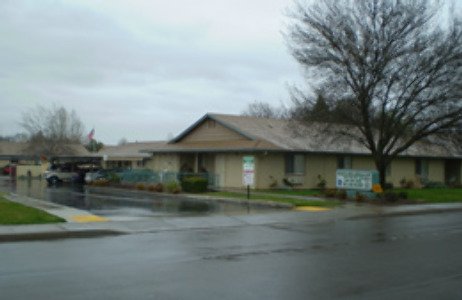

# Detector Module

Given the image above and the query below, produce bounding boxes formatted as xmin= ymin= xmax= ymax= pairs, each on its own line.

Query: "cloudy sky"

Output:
xmin=0 ymin=0 xmax=302 ymax=144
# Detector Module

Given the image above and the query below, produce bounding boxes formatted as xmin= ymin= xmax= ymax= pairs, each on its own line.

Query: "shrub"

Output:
xmin=405 ymin=180 xmax=415 ymax=189
xmin=166 ymin=181 xmax=181 ymax=194
xmin=381 ymin=191 xmax=408 ymax=202
xmin=355 ymin=192 xmax=367 ymax=202
xmin=107 ymin=173 xmax=121 ymax=184
xmin=323 ymin=188 xmax=337 ymax=197
xmin=148 ymin=183 xmax=163 ymax=192
xmin=268 ymin=176 xmax=278 ymax=188
xmin=399 ymin=178 xmax=415 ymax=189
xmin=181 ymin=176 xmax=208 ymax=193
xmin=154 ymin=183 xmax=164 ymax=192
xmin=424 ymin=181 xmax=446 ymax=189
xmin=383 ymin=192 xmax=399 ymax=203
xmin=93 ymin=179 xmax=109 ymax=186
xmin=119 ymin=182 xmax=134 ymax=189
xmin=316 ymin=174 xmax=327 ymax=189
xmin=399 ymin=178 xmax=407 ymax=188
xmin=336 ymin=189 xmax=347 ymax=200
xmin=383 ymin=182 xmax=394 ymax=190
xmin=135 ymin=183 xmax=146 ymax=190
xmin=398 ymin=191 xmax=408 ymax=200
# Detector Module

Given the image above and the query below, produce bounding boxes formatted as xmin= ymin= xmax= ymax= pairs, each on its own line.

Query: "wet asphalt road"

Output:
xmin=1 ymin=211 xmax=462 ymax=299
xmin=0 ymin=179 xmax=281 ymax=219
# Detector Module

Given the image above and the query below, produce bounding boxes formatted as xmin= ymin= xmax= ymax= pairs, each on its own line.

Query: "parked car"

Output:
xmin=2 ymin=164 xmax=12 ymax=175
xmin=45 ymin=164 xmax=79 ymax=185
xmin=84 ymin=169 xmax=108 ymax=184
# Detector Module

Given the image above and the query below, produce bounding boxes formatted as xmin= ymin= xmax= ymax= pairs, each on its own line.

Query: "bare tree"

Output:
xmin=118 ymin=137 xmax=128 ymax=146
xmin=287 ymin=0 xmax=462 ymax=186
xmin=20 ymin=105 xmax=84 ymax=156
xmin=242 ymin=101 xmax=287 ymax=119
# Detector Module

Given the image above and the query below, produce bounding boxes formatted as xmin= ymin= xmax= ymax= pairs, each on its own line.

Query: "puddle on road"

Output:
xmin=0 ymin=178 xmax=280 ymax=218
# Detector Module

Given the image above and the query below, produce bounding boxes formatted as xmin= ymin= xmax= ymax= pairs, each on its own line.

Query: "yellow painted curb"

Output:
xmin=72 ymin=215 xmax=108 ymax=223
xmin=295 ymin=206 xmax=331 ymax=212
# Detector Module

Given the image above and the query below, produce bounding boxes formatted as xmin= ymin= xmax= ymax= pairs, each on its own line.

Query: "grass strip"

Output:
xmin=255 ymin=189 xmax=321 ymax=196
xmin=0 ymin=195 xmax=65 ymax=225
xmin=394 ymin=188 xmax=462 ymax=203
xmin=206 ymin=191 xmax=340 ymax=207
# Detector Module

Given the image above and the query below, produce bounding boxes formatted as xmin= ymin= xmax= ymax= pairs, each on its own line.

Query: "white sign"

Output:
xmin=242 ymin=156 xmax=255 ymax=186
xmin=336 ymin=169 xmax=373 ymax=191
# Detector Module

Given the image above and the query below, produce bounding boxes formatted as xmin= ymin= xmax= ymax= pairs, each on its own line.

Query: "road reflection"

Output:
xmin=0 ymin=178 xmax=279 ymax=218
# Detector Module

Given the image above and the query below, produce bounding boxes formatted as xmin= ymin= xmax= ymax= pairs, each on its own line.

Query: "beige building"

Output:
xmin=133 ymin=114 xmax=462 ymax=189
xmin=98 ymin=142 xmax=155 ymax=170
xmin=0 ymin=141 xmax=100 ymax=178
xmin=7 ymin=113 xmax=459 ymax=189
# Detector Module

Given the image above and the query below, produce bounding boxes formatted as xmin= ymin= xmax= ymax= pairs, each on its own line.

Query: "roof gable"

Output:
xmin=170 ymin=114 xmax=256 ymax=143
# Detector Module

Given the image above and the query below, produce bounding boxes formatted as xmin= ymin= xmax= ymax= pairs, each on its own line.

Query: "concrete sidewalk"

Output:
xmin=2 ymin=193 xmax=462 ymax=242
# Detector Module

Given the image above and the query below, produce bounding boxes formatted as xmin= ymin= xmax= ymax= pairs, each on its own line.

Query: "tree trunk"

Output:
xmin=375 ymin=159 xmax=388 ymax=189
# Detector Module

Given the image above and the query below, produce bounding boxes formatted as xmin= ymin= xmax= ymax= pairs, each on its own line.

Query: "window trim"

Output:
xmin=285 ymin=153 xmax=305 ymax=175
xmin=337 ymin=155 xmax=352 ymax=169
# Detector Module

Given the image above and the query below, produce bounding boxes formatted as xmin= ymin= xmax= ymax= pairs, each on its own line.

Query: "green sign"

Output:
xmin=242 ymin=156 xmax=255 ymax=186
xmin=336 ymin=169 xmax=379 ymax=191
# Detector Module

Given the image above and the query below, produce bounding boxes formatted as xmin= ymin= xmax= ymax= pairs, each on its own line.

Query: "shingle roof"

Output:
xmin=0 ymin=141 xmax=27 ymax=155
xmin=142 ymin=113 xmax=461 ymax=158
xmin=100 ymin=141 xmax=162 ymax=159
xmin=0 ymin=141 xmax=94 ymax=158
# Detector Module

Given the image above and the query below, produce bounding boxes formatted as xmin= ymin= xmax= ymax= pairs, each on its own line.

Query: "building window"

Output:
xmin=337 ymin=156 xmax=352 ymax=169
xmin=415 ymin=159 xmax=429 ymax=179
xmin=285 ymin=154 xmax=305 ymax=174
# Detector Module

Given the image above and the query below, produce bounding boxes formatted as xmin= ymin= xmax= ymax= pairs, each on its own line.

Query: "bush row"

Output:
xmin=89 ymin=175 xmax=208 ymax=194
xmin=322 ymin=188 xmax=408 ymax=203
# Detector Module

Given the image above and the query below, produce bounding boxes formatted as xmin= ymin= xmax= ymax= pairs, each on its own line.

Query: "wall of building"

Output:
xmin=255 ymin=153 xmax=285 ymax=189
xmin=143 ymin=151 xmax=454 ymax=189
xmin=352 ymin=156 xmax=375 ymax=170
xmin=386 ymin=158 xmax=447 ymax=187
xmin=145 ymin=154 xmax=180 ymax=172
xmin=16 ymin=164 xmax=47 ymax=178
xmin=304 ymin=154 xmax=338 ymax=189
xmin=0 ymin=160 xmax=9 ymax=167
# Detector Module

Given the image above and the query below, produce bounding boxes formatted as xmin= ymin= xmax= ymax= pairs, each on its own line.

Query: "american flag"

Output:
xmin=87 ymin=128 xmax=95 ymax=141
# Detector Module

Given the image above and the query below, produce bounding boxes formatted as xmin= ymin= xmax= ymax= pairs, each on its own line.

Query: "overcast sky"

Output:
xmin=0 ymin=0 xmax=303 ymax=144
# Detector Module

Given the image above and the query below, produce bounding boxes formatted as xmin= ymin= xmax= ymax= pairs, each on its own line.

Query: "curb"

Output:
xmin=348 ymin=205 xmax=462 ymax=220
xmin=0 ymin=229 xmax=124 ymax=243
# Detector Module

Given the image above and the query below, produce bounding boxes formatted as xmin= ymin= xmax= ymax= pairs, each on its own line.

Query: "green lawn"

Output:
xmin=0 ymin=195 xmax=65 ymax=225
xmin=256 ymin=189 xmax=322 ymax=196
xmin=395 ymin=188 xmax=462 ymax=203
xmin=206 ymin=191 xmax=340 ymax=207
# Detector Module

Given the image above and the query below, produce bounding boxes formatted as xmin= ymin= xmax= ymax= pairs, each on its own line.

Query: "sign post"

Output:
xmin=243 ymin=156 xmax=255 ymax=200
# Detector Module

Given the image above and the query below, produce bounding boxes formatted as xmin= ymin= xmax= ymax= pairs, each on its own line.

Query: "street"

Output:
xmin=1 ymin=211 xmax=462 ymax=299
